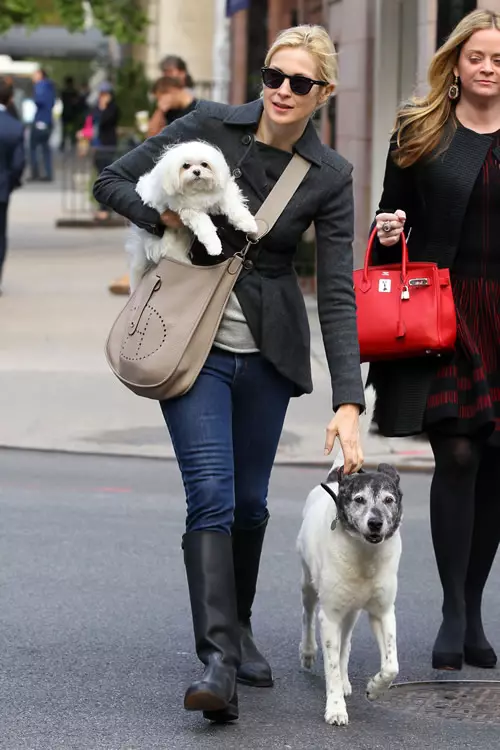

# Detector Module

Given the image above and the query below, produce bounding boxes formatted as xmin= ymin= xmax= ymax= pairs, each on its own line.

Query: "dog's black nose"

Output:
xmin=192 ymin=169 xmax=201 ymax=177
xmin=367 ymin=518 xmax=383 ymax=532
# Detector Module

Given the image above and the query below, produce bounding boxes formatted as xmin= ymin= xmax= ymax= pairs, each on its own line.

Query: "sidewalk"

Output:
xmin=0 ymin=178 xmax=434 ymax=471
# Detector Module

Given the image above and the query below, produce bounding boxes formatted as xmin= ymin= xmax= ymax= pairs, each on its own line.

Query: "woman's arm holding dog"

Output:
xmin=93 ymin=109 xmax=201 ymax=235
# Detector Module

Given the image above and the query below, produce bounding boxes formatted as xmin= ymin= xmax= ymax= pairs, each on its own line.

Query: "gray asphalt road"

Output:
xmin=1 ymin=450 xmax=499 ymax=750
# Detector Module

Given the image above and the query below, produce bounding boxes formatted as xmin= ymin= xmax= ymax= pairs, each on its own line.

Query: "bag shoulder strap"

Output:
xmin=253 ymin=152 xmax=311 ymax=240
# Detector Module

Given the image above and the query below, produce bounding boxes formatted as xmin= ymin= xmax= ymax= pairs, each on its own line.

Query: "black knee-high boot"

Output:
xmin=429 ymin=435 xmax=481 ymax=670
xmin=232 ymin=517 xmax=273 ymax=687
xmin=464 ymin=446 xmax=500 ymax=668
xmin=183 ymin=531 xmax=240 ymax=722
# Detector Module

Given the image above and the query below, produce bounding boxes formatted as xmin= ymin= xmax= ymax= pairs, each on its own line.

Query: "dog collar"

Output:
xmin=320 ymin=482 xmax=338 ymax=531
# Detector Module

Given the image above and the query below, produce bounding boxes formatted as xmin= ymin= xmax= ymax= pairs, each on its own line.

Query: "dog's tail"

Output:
xmin=327 ymin=384 xmax=376 ymax=476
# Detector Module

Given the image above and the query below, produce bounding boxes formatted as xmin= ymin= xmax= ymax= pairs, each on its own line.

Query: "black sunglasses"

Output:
xmin=261 ymin=67 xmax=328 ymax=96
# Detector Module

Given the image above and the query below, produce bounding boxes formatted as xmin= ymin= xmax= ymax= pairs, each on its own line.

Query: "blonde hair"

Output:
xmin=394 ymin=9 xmax=500 ymax=167
xmin=265 ymin=25 xmax=338 ymax=86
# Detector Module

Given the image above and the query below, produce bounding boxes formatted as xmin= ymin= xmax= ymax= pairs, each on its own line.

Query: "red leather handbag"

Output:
xmin=354 ymin=228 xmax=457 ymax=363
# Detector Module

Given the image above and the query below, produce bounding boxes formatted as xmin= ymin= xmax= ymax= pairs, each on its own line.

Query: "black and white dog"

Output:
xmin=296 ymin=387 xmax=403 ymax=726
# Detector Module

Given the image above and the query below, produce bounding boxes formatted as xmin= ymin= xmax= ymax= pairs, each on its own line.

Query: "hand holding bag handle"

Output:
xmin=360 ymin=227 xmax=408 ymax=291
xmin=105 ymin=152 xmax=311 ymax=400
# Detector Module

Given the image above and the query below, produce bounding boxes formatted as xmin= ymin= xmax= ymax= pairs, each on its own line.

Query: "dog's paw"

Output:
xmin=300 ymin=650 xmax=317 ymax=670
xmin=325 ymin=701 xmax=349 ymax=726
xmin=237 ymin=215 xmax=259 ymax=236
xmin=342 ymin=678 xmax=352 ymax=697
xmin=366 ymin=676 xmax=387 ymax=701
xmin=299 ymin=642 xmax=317 ymax=670
xmin=204 ymin=237 xmax=223 ymax=256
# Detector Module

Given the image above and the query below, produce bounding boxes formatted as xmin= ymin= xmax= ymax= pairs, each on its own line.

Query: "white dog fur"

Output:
xmin=126 ymin=140 xmax=259 ymax=291
xmin=296 ymin=385 xmax=403 ymax=726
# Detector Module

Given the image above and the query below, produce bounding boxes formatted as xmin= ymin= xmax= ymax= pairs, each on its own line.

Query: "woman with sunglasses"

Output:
xmin=93 ymin=25 xmax=365 ymax=723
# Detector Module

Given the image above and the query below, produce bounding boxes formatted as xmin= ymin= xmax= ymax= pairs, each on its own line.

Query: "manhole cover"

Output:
xmin=377 ymin=681 xmax=500 ymax=725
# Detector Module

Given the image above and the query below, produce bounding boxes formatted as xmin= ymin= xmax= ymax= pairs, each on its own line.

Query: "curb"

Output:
xmin=0 ymin=443 xmax=435 ymax=474
xmin=55 ymin=218 xmax=126 ymax=228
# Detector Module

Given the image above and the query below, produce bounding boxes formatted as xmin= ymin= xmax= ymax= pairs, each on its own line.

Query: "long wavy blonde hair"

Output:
xmin=394 ymin=9 xmax=500 ymax=168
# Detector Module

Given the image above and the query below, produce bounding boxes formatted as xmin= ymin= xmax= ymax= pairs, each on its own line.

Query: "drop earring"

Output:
xmin=449 ymin=75 xmax=460 ymax=100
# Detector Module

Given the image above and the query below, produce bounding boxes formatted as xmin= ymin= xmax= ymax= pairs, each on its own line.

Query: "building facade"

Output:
xmin=228 ymin=0 xmax=500 ymax=264
xmin=134 ymin=0 xmax=231 ymax=101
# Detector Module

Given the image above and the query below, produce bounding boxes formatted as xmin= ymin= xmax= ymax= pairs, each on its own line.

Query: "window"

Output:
xmin=436 ymin=0 xmax=477 ymax=49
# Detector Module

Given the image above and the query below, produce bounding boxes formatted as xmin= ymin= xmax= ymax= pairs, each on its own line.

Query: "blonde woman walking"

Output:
xmin=371 ymin=9 xmax=500 ymax=672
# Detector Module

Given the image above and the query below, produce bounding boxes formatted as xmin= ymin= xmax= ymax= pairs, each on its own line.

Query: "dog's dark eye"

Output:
xmin=201 ymin=162 xmax=209 ymax=168
xmin=353 ymin=496 xmax=366 ymax=505
xmin=182 ymin=163 xmax=191 ymax=169
xmin=383 ymin=496 xmax=395 ymax=505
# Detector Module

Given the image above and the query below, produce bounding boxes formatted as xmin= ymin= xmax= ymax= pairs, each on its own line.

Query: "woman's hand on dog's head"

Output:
xmin=160 ymin=209 xmax=183 ymax=229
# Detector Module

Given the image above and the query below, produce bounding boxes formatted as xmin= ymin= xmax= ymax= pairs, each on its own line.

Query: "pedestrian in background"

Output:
xmin=95 ymin=25 xmax=365 ymax=722
xmin=30 ymin=69 xmax=56 ymax=182
xmin=147 ymin=75 xmax=197 ymax=138
xmin=91 ymin=82 xmax=120 ymax=222
xmin=60 ymin=76 xmax=84 ymax=153
xmin=159 ymin=54 xmax=195 ymax=89
xmin=0 ymin=78 xmax=25 ymax=294
xmin=370 ymin=8 xmax=500 ymax=672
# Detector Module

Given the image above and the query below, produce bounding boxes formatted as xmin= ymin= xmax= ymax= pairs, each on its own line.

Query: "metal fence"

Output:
xmin=57 ymin=144 xmax=134 ymax=227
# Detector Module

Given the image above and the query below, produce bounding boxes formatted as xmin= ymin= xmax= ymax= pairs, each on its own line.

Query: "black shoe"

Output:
xmin=464 ymin=645 xmax=497 ymax=668
xmin=432 ymin=650 xmax=463 ymax=671
xmin=203 ymin=690 xmax=239 ymax=723
xmin=432 ymin=617 xmax=465 ymax=671
xmin=182 ymin=531 xmax=240 ymax=717
xmin=237 ymin=620 xmax=273 ymax=687
xmin=232 ymin=518 xmax=274 ymax=687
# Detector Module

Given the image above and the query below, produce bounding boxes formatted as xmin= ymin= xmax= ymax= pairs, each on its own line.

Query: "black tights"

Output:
xmin=429 ymin=433 xmax=500 ymax=654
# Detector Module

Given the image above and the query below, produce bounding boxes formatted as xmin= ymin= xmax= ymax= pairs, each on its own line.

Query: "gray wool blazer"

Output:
xmin=93 ymin=98 xmax=365 ymax=411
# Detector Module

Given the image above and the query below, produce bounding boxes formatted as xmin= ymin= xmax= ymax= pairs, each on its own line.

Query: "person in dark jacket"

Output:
xmin=370 ymin=9 xmax=500 ymax=673
xmin=60 ymin=76 xmax=84 ymax=152
xmin=92 ymin=82 xmax=120 ymax=221
xmin=0 ymin=79 xmax=25 ymax=293
xmin=94 ymin=25 xmax=365 ymax=723
xmin=30 ymin=68 xmax=56 ymax=181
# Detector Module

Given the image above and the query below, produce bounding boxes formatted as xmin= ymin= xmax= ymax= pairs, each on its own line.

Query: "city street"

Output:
xmin=2 ymin=449 xmax=500 ymax=750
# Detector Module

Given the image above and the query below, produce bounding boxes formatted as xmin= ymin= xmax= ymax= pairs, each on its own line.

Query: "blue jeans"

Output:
xmin=30 ymin=124 xmax=53 ymax=180
xmin=161 ymin=349 xmax=293 ymax=534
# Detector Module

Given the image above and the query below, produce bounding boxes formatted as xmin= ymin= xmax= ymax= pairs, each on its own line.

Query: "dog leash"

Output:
xmin=320 ymin=482 xmax=339 ymax=531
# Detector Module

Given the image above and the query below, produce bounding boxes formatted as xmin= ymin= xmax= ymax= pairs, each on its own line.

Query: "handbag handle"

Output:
xmin=252 ymin=153 xmax=311 ymax=240
xmin=363 ymin=226 xmax=409 ymax=282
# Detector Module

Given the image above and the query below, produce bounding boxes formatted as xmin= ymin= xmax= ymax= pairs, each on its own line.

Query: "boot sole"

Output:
xmin=203 ymin=706 xmax=239 ymax=723
xmin=431 ymin=651 xmax=463 ymax=671
xmin=236 ymin=675 xmax=274 ymax=688
xmin=184 ymin=689 xmax=228 ymax=712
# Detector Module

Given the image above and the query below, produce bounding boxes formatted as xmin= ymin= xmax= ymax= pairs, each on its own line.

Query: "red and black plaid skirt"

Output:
xmin=424 ymin=277 xmax=500 ymax=446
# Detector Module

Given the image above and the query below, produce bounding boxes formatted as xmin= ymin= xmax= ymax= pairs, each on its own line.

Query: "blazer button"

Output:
xmin=244 ymin=259 xmax=254 ymax=270
xmin=233 ymin=167 xmax=242 ymax=179
xmin=241 ymin=134 xmax=252 ymax=145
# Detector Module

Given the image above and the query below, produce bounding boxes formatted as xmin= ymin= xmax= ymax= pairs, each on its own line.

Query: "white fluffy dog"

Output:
xmin=126 ymin=140 xmax=259 ymax=290
xmin=296 ymin=386 xmax=403 ymax=727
